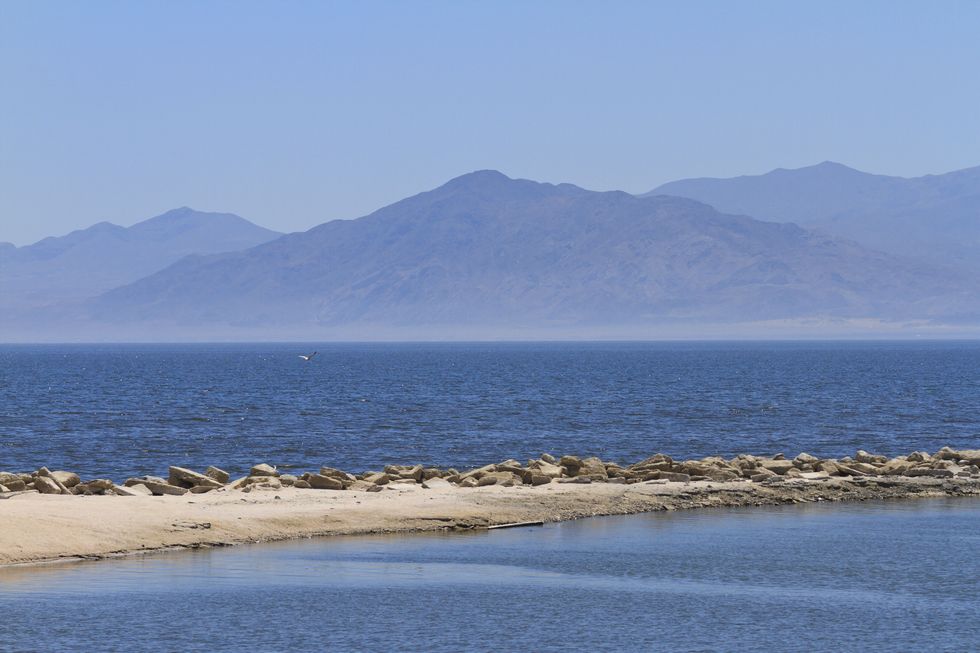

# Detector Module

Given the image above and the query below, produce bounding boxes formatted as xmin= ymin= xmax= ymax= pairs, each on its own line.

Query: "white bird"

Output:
xmin=299 ymin=351 xmax=318 ymax=361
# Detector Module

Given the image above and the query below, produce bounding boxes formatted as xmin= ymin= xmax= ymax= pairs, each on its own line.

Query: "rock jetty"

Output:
xmin=3 ymin=446 xmax=979 ymax=497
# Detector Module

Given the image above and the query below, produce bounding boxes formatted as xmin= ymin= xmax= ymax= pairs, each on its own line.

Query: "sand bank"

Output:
xmin=3 ymin=474 xmax=979 ymax=567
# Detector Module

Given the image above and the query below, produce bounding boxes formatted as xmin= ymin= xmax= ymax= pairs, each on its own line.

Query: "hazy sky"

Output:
xmin=2 ymin=0 xmax=979 ymax=245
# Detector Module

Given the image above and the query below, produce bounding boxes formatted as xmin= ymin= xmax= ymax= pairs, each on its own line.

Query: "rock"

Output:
xmin=169 ymin=466 xmax=223 ymax=489
xmin=421 ymin=477 xmax=452 ymax=490
xmin=540 ymin=453 xmax=557 ymax=464
xmin=279 ymin=474 xmax=297 ymax=486
xmin=855 ymin=450 xmax=887 ymax=464
xmin=228 ymin=476 xmax=251 ymax=490
xmin=34 ymin=476 xmax=64 ymax=494
xmin=458 ymin=464 xmax=496 ymax=481
xmin=559 ymin=455 xmax=583 ymax=474
xmin=529 ymin=474 xmax=552 ymax=486
xmin=799 ymin=471 xmax=830 ymax=480
xmin=366 ymin=484 xmax=383 ymax=492
xmin=459 ymin=477 xmax=479 ymax=488
xmin=477 ymin=471 xmax=522 ymax=487
xmin=293 ymin=479 xmax=312 ymax=489
xmin=2 ymin=479 xmax=26 ymax=491
xmin=816 ymin=461 xmax=843 ymax=476
xmin=906 ymin=468 xmax=954 ymax=478
xmin=189 ymin=485 xmax=217 ymax=494
xmin=51 ymin=471 xmax=81 ymax=488
xmin=422 ymin=468 xmax=442 ymax=480
xmin=307 ymin=474 xmax=344 ymax=490
xmin=125 ymin=476 xmax=167 ymax=487
xmin=907 ymin=452 xmax=931 ymax=463
xmin=364 ymin=472 xmax=391 ymax=486
xmin=347 ymin=480 xmax=376 ymax=491
xmin=112 ymin=483 xmax=152 ymax=496
xmin=0 ymin=472 xmax=21 ymax=486
xmin=758 ymin=460 xmax=795 ymax=475
xmin=86 ymin=479 xmax=115 ymax=491
xmin=398 ymin=465 xmax=424 ymax=481
xmin=249 ymin=463 xmax=278 ymax=477
xmin=142 ymin=479 xmax=189 ymax=496
xmin=658 ymin=472 xmax=691 ymax=483
xmin=527 ymin=460 xmax=563 ymax=478
xmin=319 ymin=466 xmax=356 ymax=482
xmin=578 ymin=457 xmax=608 ymax=480
xmin=952 ymin=449 xmax=980 ymax=465
xmin=37 ymin=467 xmax=70 ymax=494
xmin=557 ymin=476 xmax=592 ymax=484
xmin=793 ymin=453 xmax=820 ymax=467
xmin=205 ymin=466 xmax=231 ymax=483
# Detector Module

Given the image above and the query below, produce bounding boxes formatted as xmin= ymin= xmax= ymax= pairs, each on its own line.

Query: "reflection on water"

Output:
xmin=2 ymin=499 xmax=979 ymax=651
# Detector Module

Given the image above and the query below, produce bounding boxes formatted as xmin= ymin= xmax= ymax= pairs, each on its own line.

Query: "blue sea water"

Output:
xmin=1 ymin=499 xmax=978 ymax=652
xmin=1 ymin=341 xmax=979 ymax=479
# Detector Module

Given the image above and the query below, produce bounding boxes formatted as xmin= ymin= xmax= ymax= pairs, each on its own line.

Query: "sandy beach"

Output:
xmin=4 ymin=474 xmax=979 ymax=567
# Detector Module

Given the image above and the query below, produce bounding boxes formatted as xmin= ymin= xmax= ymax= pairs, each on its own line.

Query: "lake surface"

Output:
xmin=1 ymin=499 xmax=977 ymax=651
xmin=1 ymin=341 xmax=979 ymax=479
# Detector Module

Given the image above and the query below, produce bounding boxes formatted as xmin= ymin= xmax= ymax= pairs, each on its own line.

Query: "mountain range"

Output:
xmin=0 ymin=208 xmax=280 ymax=312
xmin=647 ymin=161 xmax=980 ymax=269
xmin=3 ymin=165 xmax=979 ymax=341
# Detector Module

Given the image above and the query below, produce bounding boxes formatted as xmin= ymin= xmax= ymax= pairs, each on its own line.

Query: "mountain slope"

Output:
xmin=0 ymin=207 xmax=281 ymax=310
xmin=90 ymin=171 xmax=975 ymax=332
xmin=646 ymin=161 xmax=980 ymax=268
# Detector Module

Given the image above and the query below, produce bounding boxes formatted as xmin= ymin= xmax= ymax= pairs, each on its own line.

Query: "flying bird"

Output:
xmin=299 ymin=351 xmax=318 ymax=361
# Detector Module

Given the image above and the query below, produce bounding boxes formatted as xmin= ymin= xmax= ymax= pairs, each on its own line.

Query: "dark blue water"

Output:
xmin=1 ymin=499 xmax=977 ymax=652
xmin=1 ymin=342 xmax=979 ymax=479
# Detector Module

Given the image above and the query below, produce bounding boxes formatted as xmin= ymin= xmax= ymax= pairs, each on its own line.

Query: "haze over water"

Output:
xmin=2 ymin=341 xmax=977 ymax=479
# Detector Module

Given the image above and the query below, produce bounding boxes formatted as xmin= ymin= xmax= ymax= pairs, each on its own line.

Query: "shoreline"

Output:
xmin=3 ymin=474 xmax=979 ymax=568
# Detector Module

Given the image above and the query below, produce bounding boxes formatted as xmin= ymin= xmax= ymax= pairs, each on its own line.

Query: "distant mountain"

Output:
xmin=646 ymin=161 xmax=980 ymax=269
xmin=0 ymin=207 xmax=281 ymax=311
xmin=86 ymin=171 xmax=976 ymax=336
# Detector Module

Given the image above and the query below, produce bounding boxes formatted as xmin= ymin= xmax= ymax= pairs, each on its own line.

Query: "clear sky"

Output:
xmin=2 ymin=0 xmax=978 ymax=245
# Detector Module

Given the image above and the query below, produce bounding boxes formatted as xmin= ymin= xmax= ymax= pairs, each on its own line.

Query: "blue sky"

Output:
xmin=2 ymin=0 xmax=978 ymax=244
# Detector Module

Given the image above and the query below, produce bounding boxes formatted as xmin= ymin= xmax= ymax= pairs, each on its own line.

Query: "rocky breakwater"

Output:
xmin=2 ymin=446 xmax=980 ymax=499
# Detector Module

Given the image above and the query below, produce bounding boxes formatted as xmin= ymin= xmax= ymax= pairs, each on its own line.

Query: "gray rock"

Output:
xmin=293 ymin=479 xmax=312 ymax=489
xmin=142 ymin=479 xmax=189 ymax=496
xmin=307 ymin=473 xmax=344 ymax=490
xmin=205 ymin=466 xmax=231 ymax=483
xmin=112 ymin=483 xmax=152 ymax=496
xmin=249 ymin=463 xmax=278 ymax=477
xmin=169 ymin=466 xmax=223 ymax=489
xmin=758 ymin=460 xmax=795 ymax=475
xmin=35 ymin=476 xmax=63 ymax=494
xmin=51 ymin=471 xmax=81 ymax=488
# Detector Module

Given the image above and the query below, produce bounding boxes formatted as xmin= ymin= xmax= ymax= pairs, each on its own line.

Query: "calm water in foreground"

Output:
xmin=1 ymin=499 xmax=977 ymax=651
xmin=1 ymin=341 xmax=979 ymax=478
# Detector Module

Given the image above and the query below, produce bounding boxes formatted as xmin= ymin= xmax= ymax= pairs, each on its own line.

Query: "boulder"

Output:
xmin=793 ymin=453 xmax=820 ymax=467
xmin=421 ymin=477 xmax=452 ymax=490
xmin=559 ymin=455 xmax=583 ymax=474
xmin=307 ymin=474 xmax=344 ymax=490
xmin=527 ymin=460 xmax=563 ymax=478
xmin=658 ymin=472 xmax=691 ymax=483
xmin=86 ymin=479 xmax=115 ymax=491
xmin=855 ymin=450 xmax=888 ymax=465
xmin=540 ymin=453 xmax=557 ymax=464
xmin=906 ymin=468 xmax=954 ymax=478
xmin=0 ymin=472 xmax=21 ymax=486
xmin=293 ymin=479 xmax=311 ymax=489
xmin=51 ymin=471 xmax=81 ymax=488
xmin=319 ymin=466 xmax=356 ymax=482
xmin=205 ymin=466 xmax=230 ymax=483
xmin=249 ymin=463 xmax=278 ymax=477
xmin=529 ymin=474 xmax=552 ymax=486
xmin=3 ymin=478 xmax=27 ymax=492
xmin=578 ymin=457 xmax=608 ymax=480
xmin=37 ymin=467 xmax=70 ymax=494
xmin=113 ymin=483 xmax=152 ymax=496
xmin=477 ymin=471 xmax=522 ymax=487
xmin=952 ymin=449 xmax=980 ymax=465
xmin=142 ymin=479 xmax=189 ymax=496
xmin=34 ymin=476 xmax=63 ymax=494
xmin=758 ymin=460 xmax=795 ymax=475
xmin=279 ymin=474 xmax=297 ymax=486
xmin=169 ymin=466 xmax=223 ymax=489
xmin=125 ymin=476 xmax=167 ymax=487
xmin=458 ymin=464 xmax=496 ymax=481
xmin=364 ymin=472 xmax=391 ymax=486
xmin=459 ymin=477 xmax=479 ymax=488
xmin=907 ymin=452 xmax=931 ymax=463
